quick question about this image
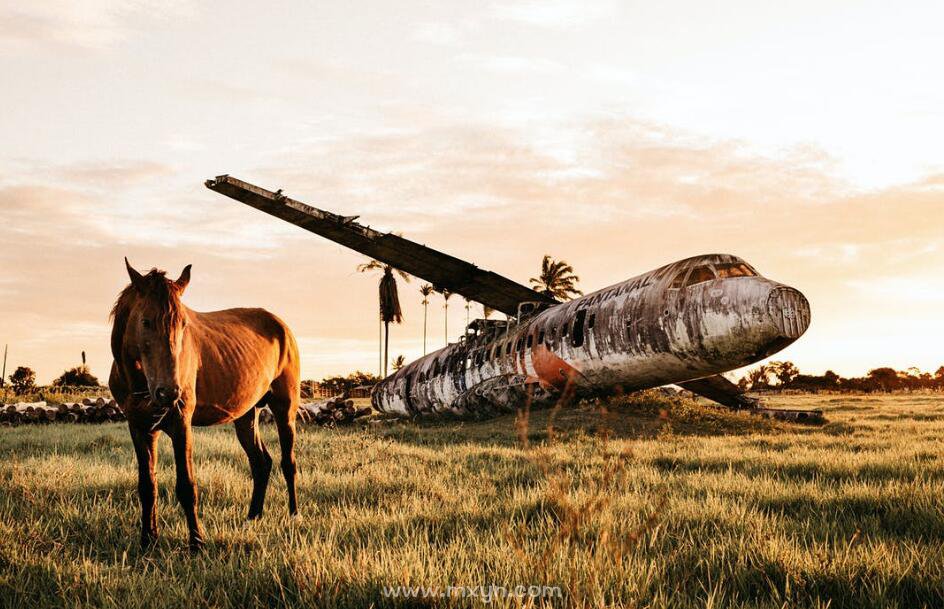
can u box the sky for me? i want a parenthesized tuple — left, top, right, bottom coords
(1, 0, 942, 384)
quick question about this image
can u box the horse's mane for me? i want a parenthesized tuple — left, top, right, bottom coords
(110, 269, 185, 364)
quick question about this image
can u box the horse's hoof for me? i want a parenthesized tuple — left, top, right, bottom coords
(188, 537, 207, 554)
(140, 532, 158, 551)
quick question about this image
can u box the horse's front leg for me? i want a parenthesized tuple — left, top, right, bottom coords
(130, 425, 159, 549)
(168, 416, 206, 552)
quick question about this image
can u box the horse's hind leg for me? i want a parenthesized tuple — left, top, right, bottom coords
(234, 399, 273, 520)
(268, 376, 299, 516)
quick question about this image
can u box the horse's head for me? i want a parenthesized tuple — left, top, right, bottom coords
(121, 258, 194, 407)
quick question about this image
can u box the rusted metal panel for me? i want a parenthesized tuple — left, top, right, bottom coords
(205, 175, 555, 316)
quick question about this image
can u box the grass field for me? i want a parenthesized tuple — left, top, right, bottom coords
(1, 392, 943, 608)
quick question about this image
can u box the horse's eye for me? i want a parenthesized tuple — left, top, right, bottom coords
(142, 340, 152, 353)
(142, 319, 152, 329)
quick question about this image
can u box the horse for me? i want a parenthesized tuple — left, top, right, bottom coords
(109, 258, 301, 551)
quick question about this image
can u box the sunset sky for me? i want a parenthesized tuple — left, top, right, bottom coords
(2, 0, 942, 384)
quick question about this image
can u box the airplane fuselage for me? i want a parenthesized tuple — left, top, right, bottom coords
(371, 254, 810, 416)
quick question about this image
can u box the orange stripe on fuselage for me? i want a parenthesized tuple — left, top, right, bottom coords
(530, 345, 580, 390)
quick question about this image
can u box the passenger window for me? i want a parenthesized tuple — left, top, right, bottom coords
(527, 334, 533, 348)
(538, 330, 545, 344)
(572, 309, 587, 347)
(505, 342, 512, 355)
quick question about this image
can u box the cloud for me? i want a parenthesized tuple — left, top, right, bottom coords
(0, 0, 195, 50)
(458, 54, 566, 74)
(0, 159, 295, 256)
(585, 64, 638, 86)
(490, 0, 615, 28)
(54, 160, 174, 187)
(848, 277, 944, 304)
(413, 22, 462, 46)
(0, 184, 102, 242)
(253, 114, 944, 244)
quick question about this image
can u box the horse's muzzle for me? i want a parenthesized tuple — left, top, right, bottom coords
(149, 398, 183, 432)
(155, 385, 181, 406)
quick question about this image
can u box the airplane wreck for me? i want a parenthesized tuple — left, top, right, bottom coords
(206, 175, 821, 423)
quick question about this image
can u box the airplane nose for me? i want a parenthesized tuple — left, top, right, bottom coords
(767, 287, 811, 339)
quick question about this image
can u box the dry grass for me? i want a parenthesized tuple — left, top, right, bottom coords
(1, 392, 943, 608)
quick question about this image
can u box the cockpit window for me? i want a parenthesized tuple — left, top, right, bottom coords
(715, 263, 756, 278)
(686, 266, 716, 285)
(672, 265, 716, 288)
(671, 261, 755, 289)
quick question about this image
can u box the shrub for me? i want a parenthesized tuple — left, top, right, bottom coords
(9, 366, 37, 395)
(51, 365, 100, 387)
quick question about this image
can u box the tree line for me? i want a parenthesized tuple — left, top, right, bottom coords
(4, 359, 101, 396)
(737, 362, 944, 393)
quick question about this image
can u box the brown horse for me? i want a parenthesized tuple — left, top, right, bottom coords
(109, 259, 301, 551)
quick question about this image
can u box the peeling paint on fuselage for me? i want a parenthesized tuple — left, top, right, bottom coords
(372, 254, 810, 417)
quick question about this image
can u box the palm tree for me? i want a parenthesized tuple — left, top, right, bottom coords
(529, 255, 583, 300)
(358, 260, 410, 376)
(392, 355, 406, 371)
(483, 305, 494, 320)
(464, 296, 472, 331)
(441, 289, 452, 344)
(419, 284, 434, 355)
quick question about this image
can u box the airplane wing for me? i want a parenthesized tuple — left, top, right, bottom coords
(677, 374, 823, 423)
(205, 175, 557, 316)
(676, 375, 758, 409)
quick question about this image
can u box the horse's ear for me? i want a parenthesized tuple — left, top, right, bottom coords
(125, 257, 145, 291)
(175, 264, 192, 292)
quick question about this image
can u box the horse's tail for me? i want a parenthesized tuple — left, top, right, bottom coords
(271, 313, 301, 398)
